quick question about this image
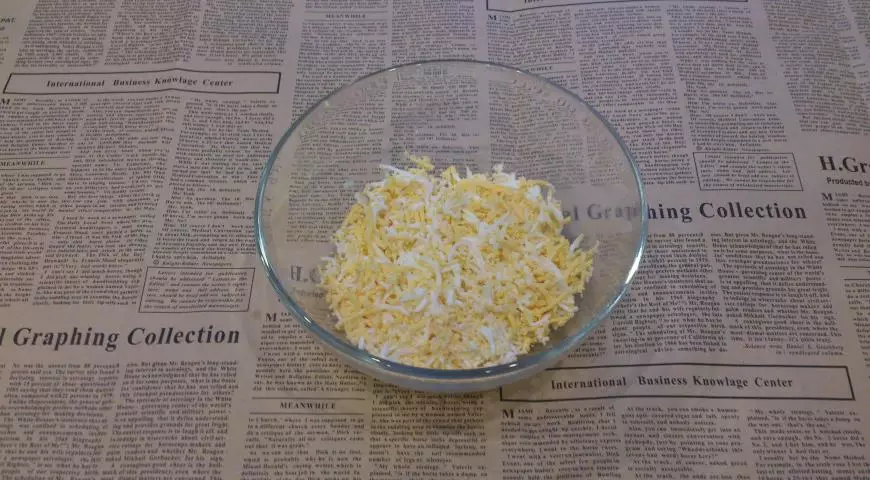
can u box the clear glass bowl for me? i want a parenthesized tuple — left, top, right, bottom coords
(256, 60, 647, 392)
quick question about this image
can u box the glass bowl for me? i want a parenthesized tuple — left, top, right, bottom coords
(255, 60, 647, 393)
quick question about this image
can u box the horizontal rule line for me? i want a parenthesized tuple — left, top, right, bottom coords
(252, 396, 366, 401)
(500, 394, 854, 402)
(249, 412, 364, 416)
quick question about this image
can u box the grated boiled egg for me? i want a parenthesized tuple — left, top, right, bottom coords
(319, 155, 596, 369)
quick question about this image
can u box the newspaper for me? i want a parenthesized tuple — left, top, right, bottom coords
(1, 0, 869, 478)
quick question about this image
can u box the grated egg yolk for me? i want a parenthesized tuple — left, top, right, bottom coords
(318, 155, 595, 369)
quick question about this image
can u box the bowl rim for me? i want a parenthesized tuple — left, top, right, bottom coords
(255, 59, 649, 382)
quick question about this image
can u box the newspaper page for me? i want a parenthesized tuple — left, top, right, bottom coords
(0, 0, 869, 479)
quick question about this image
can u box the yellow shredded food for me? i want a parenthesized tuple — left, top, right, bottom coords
(319, 155, 595, 369)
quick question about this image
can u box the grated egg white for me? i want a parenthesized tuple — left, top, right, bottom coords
(318, 155, 596, 369)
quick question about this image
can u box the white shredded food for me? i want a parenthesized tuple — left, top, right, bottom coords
(318, 155, 596, 369)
